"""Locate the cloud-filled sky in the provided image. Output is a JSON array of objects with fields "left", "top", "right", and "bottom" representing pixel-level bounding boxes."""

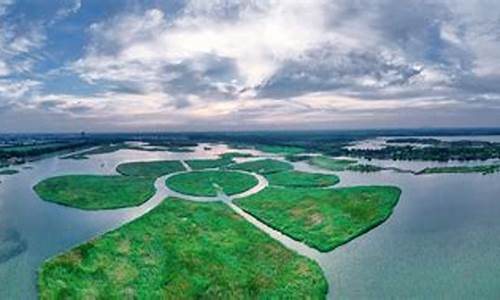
[{"left": 1, "top": 0, "right": 500, "bottom": 132}]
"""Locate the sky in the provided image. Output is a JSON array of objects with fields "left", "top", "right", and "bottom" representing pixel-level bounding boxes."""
[{"left": 0, "top": 0, "right": 500, "bottom": 132}]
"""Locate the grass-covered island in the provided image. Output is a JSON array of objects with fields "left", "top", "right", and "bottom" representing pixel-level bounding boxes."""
[
  {"left": 417, "top": 164, "right": 500, "bottom": 175},
  {"left": 38, "top": 198, "right": 327, "bottom": 299},
  {"left": 308, "top": 156, "right": 357, "bottom": 171},
  {"left": 34, "top": 175, "right": 155, "bottom": 210},
  {"left": 235, "top": 186, "right": 401, "bottom": 252},
  {"left": 185, "top": 157, "right": 234, "bottom": 170},
  {"left": 266, "top": 171, "right": 339, "bottom": 188},
  {"left": 228, "top": 159, "right": 293, "bottom": 174},
  {"left": 0, "top": 169, "right": 19, "bottom": 175},
  {"left": 255, "top": 145, "right": 305, "bottom": 155},
  {"left": 309, "top": 156, "right": 383, "bottom": 173},
  {"left": 116, "top": 160, "right": 185, "bottom": 178},
  {"left": 166, "top": 170, "right": 258, "bottom": 197}
]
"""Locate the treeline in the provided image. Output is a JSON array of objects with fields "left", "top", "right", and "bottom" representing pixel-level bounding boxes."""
[
  {"left": 347, "top": 141, "right": 500, "bottom": 161},
  {"left": 0, "top": 141, "right": 93, "bottom": 162}
]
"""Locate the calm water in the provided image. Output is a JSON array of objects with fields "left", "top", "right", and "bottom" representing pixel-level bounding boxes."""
[
  {"left": 295, "top": 159, "right": 500, "bottom": 299},
  {"left": 1, "top": 143, "right": 500, "bottom": 299},
  {"left": 0, "top": 144, "right": 258, "bottom": 299}
]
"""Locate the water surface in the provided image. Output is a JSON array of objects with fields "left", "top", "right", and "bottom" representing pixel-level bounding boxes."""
[{"left": 1, "top": 143, "right": 499, "bottom": 299}]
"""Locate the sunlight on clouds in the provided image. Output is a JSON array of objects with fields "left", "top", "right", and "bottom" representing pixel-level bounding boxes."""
[
  {"left": 1, "top": 0, "right": 500, "bottom": 131},
  {"left": 75, "top": 1, "right": 328, "bottom": 90}
]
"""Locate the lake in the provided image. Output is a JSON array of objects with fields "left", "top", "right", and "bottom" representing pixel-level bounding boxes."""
[{"left": 1, "top": 142, "right": 500, "bottom": 299}]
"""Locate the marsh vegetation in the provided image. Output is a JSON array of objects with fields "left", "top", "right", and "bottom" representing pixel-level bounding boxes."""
[
  {"left": 166, "top": 170, "right": 258, "bottom": 197},
  {"left": 38, "top": 198, "right": 327, "bottom": 299},
  {"left": 116, "top": 160, "right": 185, "bottom": 178},
  {"left": 235, "top": 186, "right": 401, "bottom": 252},
  {"left": 34, "top": 175, "right": 156, "bottom": 210}
]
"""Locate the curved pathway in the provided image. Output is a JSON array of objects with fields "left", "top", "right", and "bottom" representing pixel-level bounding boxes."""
[{"left": 155, "top": 166, "right": 322, "bottom": 264}]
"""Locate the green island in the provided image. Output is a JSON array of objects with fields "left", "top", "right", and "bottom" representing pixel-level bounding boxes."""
[
  {"left": 235, "top": 186, "right": 401, "bottom": 252},
  {"left": 34, "top": 175, "right": 155, "bottom": 210},
  {"left": 38, "top": 198, "right": 327, "bottom": 299},
  {"left": 309, "top": 156, "right": 383, "bottom": 173},
  {"left": 228, "top": 159, "right": 293, "bottom": 174},
  {"left": 35, "top": 149, "right": 403, "bottom": 298},
  {"left": 255, "top": 145, "right": 305, "bottom": 155},
  {"left": 166, "top": 170, "right": 258, "bottom": 197},
  {"left": 185, "top": 157, "right": 234, "bottom": 170},
  {"left": 0, "top": 169, "right": 19, "bottom": 175},
  {"left": 265, "top": 171, "right": 339, "bottom": 188},
  {"left": 417, "top": 164, "right": 500, "bottom": 175},
  {"left": 308, "top": 156, "right": 357, "bottom": 171},
  {"left": 116, "top": 160, "right": 185, "bottom": 178},
  {"left": 219, "top": 152, "right": 254, "bottom": 159}
]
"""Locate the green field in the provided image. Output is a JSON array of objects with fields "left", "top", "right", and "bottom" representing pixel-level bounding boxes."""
[
  {"left": 38, "top": 198, "right": 327, "bottom": 299},
  {"left": 417, "top": 164, "right": 500, "bottom": 175},
  {"left": 34, "top": 175, "right": 155, "bottom": 210},
  {"left": 228, "top": 159, "right": 293, "bottom": 174},
  {"left": 0, "top": 169, "right": 19, "bottom": 175},
  {"left": 185, "top": 157, "right": 234, "bottom": 170},
  {"left": 166, "top": 171, "right": 258, "bottom": 197},
  {"left": 235, "top": 186, "right": 401, "bottom": 252},
  {"left": 266, "top": 171, "right": 339, "bottom": 188},
  {"left": 308, "top": 156, "right": 358, "bottom": 171},
  {"left": 116, "top": 160, "right": 185, "bottom": 178},
  {"left": 219, "top": 152, "right": 254, "bottom": 160},
  {"left": 255, "top": 145, "right": 305, "bottom": 155}
]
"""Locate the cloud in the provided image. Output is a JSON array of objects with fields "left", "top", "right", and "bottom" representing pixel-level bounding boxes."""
[
  {"left": 72, "top": 2, "right": 329, "bottom": 97},
  {"left": 54, "top": 0, "right": 81, "bottom": 20},
  {"left": 2, "top": 0, "right": 500, "bottom": 131}
]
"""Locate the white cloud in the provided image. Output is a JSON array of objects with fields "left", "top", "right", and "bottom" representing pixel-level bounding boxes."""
[
  {"left": 3, "top": 0, "right": 500, "bottom": 131},
  {"left": 55, "top": 0, "right": 81, "bottom": 20},
  {"left": 73, "top": 1, "right": 334, "bottom": 92}
]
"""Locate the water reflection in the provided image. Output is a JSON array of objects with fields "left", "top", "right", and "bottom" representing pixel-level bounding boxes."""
[{"left": 0, "top": 226, "right": 27, "bottom": 264}]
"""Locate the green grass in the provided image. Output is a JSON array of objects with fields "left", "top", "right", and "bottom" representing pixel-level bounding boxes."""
[
  {"left": 219, "top": 152, "right": 254, "bottom": 160},
  {"left": 345, "top": 164, "right": 385, "bottom": 173},
  {"left": 38, "top": 198, "right": 327, "bottom": 299},
  {"left": 308, "top": 156, "right": 358, "bottom": 171},
  {"left": 227, "top": 159, "right": 293, "bottom": 174},
  {"left": 417, "top": 164, "right": 500, "bottom": 175},
  {"left": 116, "top": 160, "right": 185, "bottom": 178},
  {"left": 166, "top": 171, "right": 258, "bottom": 197},
  {"left": 34, "top": 175, "right": 156, "bottom": 210},
  {"left": 256, "top": 145, "right": 305, "bottom": 155},
  {"left": 266, "top": 171, "right": 339, "bottom": 188},
  {"left": 185, "top": 157, "right": 234, "bottom": 170},
  {"left": 0, "top": 169, "right": 19, "bottom": 175},
  {"left": 235, "top": 186, "right": 401, "bottom": 252}
]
